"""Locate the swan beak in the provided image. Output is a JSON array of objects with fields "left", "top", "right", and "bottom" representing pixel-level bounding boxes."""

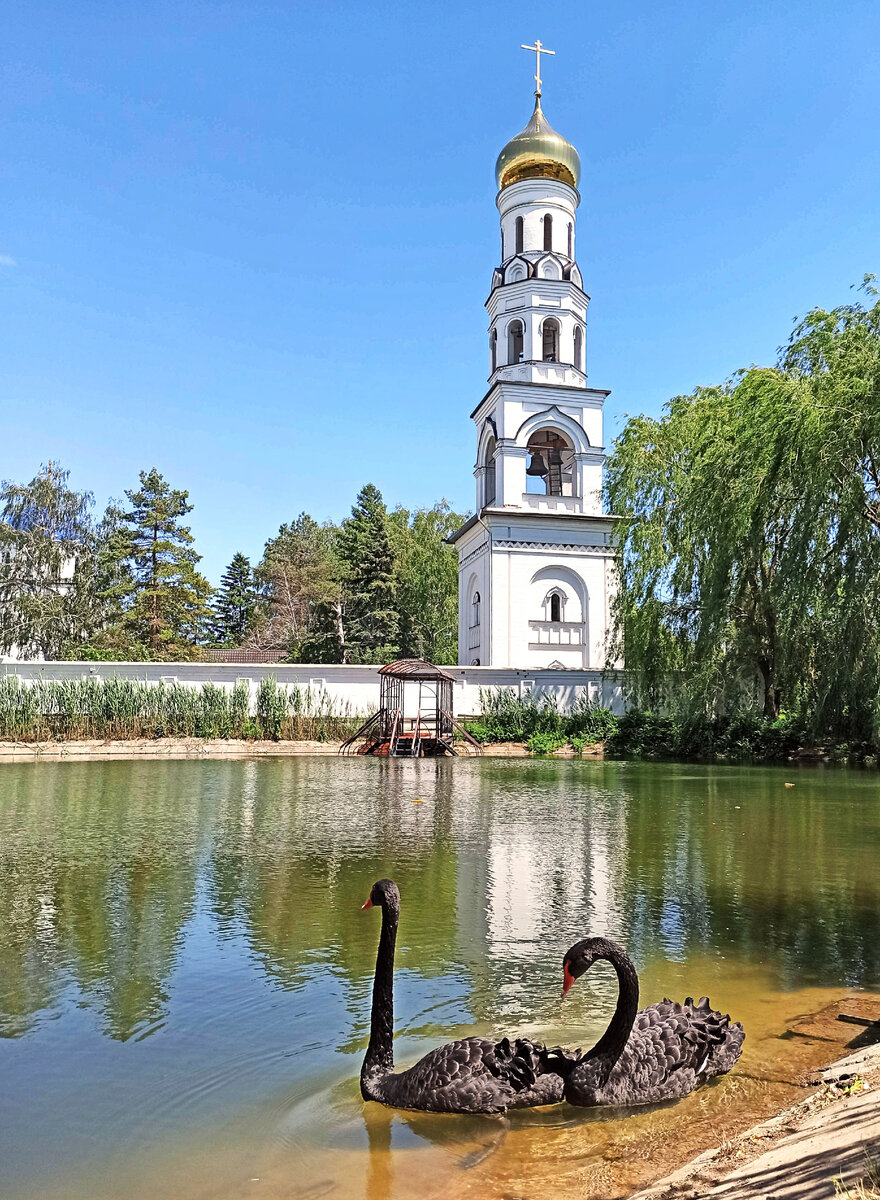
[
  {"left": 562, "top": 963, "right": 575, "bottom": 997},
  {"left": 361, "top": 897, "right": 374, "bottom": 909}
]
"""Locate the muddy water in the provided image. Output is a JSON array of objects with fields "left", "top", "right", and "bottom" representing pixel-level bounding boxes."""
[{"left": 0, "top": 757, "right": 878, "bottom": 1199}]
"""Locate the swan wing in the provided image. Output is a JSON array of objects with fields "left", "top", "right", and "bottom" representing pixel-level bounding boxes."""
[
  {"left": 382, "top": 1036, "right": 570, "bottom": 1113},
  {"left": 601, "top": 997, "right": 743, "bottom": 1105}
]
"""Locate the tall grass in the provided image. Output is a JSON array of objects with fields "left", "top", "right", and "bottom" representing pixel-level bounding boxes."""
[{"left": 0, "top": 677, "right": 362, "bottom": 742}]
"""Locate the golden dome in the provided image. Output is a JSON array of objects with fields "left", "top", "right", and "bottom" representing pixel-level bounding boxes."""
[{"left": 495, "top": 96, "right": 581, "bottom": 191}]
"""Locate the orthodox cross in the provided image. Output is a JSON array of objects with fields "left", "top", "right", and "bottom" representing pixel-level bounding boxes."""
[{"left": 521, "top": 39, "right": 555, "bottom": 97}]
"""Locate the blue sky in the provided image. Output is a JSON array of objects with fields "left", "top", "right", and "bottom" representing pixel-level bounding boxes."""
[{"left": 3, "top": 1, "right": 879, "bottom": 583}]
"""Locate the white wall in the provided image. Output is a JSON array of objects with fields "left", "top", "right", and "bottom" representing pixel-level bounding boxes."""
[{"left": 0, "top": 660, "right": 624, "bottom": 717}]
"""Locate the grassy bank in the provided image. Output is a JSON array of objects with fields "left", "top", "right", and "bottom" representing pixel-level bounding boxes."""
[
  {"left": 463, "top": 690, "right": 879, "bottom": 763},
  {"left": 0, "top": 677, "right": 362, "bottom": 742}
]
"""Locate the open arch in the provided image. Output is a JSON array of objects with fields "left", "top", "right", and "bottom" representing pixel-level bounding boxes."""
[
  {"left": 526, "top": 427, "right": 576, "bottom": 496},
  {"left": 541, "top": 317, "right": 560, "bottom": 362},
  {"left": 574, "top": 325, "right": 583, "bottom": 371},
  {"left": 490, "top": 328, "right": 497, "bottom": 372},
  {"left": 507, "top": 319, "right": 524, "bottom": 364},
  {"left": 514, "top": 406, "right": 591, "bottom": 456},
  {"left": 482, "top": 434, "right": 496, "bottom": 506}
]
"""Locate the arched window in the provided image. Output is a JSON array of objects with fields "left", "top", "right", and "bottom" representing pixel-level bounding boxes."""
[
  {"left": 483, "top": 435, "right": 496, "bottom": 506},
  {"left": 542, "top": 318, "right": 559, "bottom": 362},
  {"left": 515, "top": 216, "right": 524, "bottom": 254},
  {"left": 543, "top": 213, "right": 553, "bottom": 251},
  {"left": 550, "top": 593, "right": 562, "bottom": 623},
  {"left": 567, "top": 222, "right": 573, "bottom": 258},
  {"left": 574, "top": 325, "right": 583, "bottom": 371},
  {"left": 471, "top": 592, "right": 481, "bottom": 628},
  {"left": 490, "top": 328, "right": 497, "bottom": 372},
  {"left": 508, "top": 320, "right": 524, "bottom": 364}
]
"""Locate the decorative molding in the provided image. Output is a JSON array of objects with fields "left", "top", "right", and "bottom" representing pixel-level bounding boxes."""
[
  {"left": 494, "top": 538, "right": 614, "bottom": 555},
  {"left": 459, "top": 541, "right": 489, "bottom": 569}
]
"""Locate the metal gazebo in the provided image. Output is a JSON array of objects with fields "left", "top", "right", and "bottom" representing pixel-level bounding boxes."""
[{"left": 339, "top": 659, "right": 481, "bottom": 757}]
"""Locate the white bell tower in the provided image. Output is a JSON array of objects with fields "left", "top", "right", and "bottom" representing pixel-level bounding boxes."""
[{"left": 450, "top": 47, "right": 617, "bottom": 669}]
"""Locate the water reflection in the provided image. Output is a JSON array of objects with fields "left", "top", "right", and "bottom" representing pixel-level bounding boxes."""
[
  {"left": 0, "top": 758, "right": 879, "bottom": 1199},
  {"left": 1, "top": 759, "right": 879, "bottom": 1044}
]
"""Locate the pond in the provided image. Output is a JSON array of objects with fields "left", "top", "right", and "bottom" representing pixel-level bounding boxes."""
[{"left": 0, "top": 757, "right": 879, "bottom": 1199}]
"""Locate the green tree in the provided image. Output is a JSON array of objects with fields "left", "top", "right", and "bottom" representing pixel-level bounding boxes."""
[
  {"left": 337, "top": 484, "right": 399, "bottom": 663},
  {"left": 0, "top": 463, "right": 105, "bottom": 659},
  {"left": 254, "top": 514, "right": 344, "bottom": 660},
  {"left": 605, "top": 278, "right": 880, "bottom": 738},
  {"left": 105, "top": 469, "right": 212, "bottom": 654},
  {"left": 389, "top": 501, "right": 467, "bottom": 663},
  {"left": 212, "top": 553, "right": 258, "bottom": 645}
]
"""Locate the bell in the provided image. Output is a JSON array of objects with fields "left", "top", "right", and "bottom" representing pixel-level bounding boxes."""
[{"left": 526, "top": 452, "right": 547, "bottom": 477}]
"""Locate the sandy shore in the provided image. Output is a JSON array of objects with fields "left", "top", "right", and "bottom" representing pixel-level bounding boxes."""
[{"left": 632, "top": 1039, "right": 880, "bottom": 1199}]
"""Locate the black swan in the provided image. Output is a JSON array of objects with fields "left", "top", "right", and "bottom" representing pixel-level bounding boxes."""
[
  {"left": 560, "top": 937, "right": 745, "bottom": 1107},
  {"left": 360, "top": 879, "right": 575, "bottom": 1113}
]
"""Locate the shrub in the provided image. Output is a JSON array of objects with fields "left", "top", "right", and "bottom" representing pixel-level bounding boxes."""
[{"left": 527, "top": 731, "right": 565, "bottom": 755}]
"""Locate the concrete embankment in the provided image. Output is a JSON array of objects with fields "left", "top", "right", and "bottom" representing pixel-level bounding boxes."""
[
  {"left": 0, "top": 738, "right": 604, "bottom": 761},
  {"left": 0, "top": 738, "right": 343, "bottom": 761},
  {"left": 632, "top": 1041, "right": 880, "bottom": 1200}
]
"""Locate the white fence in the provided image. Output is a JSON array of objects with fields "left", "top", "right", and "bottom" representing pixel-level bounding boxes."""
[{"left": 0, "top": 661, "right": 624, "bottom": 718}]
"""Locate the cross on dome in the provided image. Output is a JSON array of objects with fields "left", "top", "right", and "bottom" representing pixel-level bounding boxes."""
[{"left": 520, "top": 39, "right": 555, "bottom": 97}]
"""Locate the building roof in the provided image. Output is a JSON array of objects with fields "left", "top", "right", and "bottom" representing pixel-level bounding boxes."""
[
  {"left": 378, "top": 658, "right": 456, "bottom": 682},
  {"left": 202, "top": 649, "right": 287, "bottom": 664}
]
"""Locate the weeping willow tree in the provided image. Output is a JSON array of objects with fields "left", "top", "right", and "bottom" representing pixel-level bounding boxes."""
[{"left": 606, "top": 278, "right": 880, "bottom": 741}]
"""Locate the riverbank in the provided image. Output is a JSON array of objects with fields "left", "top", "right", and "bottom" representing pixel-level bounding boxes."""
[
  {"left": 0, "top": 737, "right": 606, "bottom": 761},
  {"left": 631, "top": 1037, "right": 880, "bottom": 1199}
]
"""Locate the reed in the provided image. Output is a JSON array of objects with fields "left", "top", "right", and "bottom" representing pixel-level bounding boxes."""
[{"left": 0, "top": 677, "right": 362, "bottom": 743}]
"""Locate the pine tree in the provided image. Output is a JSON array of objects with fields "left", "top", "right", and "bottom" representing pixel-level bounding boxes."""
[
  {"left": 105, "top": 469, "right": 212, "bottom": 653},
  {"left": 337, "top": 484, "right": 399, "bottom": 663},
  {"left": 212, "top": 553, "right": 258, "bottom": 645}
]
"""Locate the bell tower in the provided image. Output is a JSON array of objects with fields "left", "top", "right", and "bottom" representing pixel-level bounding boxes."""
[{"left": 450, "top": 46, "right": 617, "bottom": 670}]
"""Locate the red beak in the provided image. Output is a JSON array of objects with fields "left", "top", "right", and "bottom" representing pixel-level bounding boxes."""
[
  {"left": 361, "top": 896, "right": 374, "bottom": 910},
  {"left": 562, "top": 962, "right": 575, "bottom": 997}
]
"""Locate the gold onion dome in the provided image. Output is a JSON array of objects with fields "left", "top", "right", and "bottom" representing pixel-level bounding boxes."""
[{"left": 495, "top": 96, "right": 581, "bottom": 191}]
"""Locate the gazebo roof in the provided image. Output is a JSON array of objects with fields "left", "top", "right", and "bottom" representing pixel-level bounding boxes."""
[{"left": 378, "top": 658, "right": 455, "bottom": 682}]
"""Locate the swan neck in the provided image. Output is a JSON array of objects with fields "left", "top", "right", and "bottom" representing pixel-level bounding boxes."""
[
  {"left": 585, "top": 945, "right": 639, "bottom": 1073},
  {"left": 363, "top": 897, "right": 398, "bottom": 1081}
]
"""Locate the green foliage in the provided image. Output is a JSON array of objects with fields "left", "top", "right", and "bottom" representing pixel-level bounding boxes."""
[
  {"left": 605, "top": 279, "right": 880, "bottom": 742},
  {"left": 526, "top": 731, "right": 565, "bottom": 755},
  {"left": 0, "top": 676, "right": 361, "bottom": 742},
  {"left": 337, "top": 484, "right": 399, "bottom": 663},
  {"left": 389, "top": 502, "right": 466, "bottom": 663},
  {"left": 606, "top": 709, "right": 810, "bottom": 761},
  {"left": 465, "top": 688, "right": 619, "bottom": 750},
  {"left": 212, "top": 553, "right": 258, "bottom": 645},
  {"left": 0, "top": 463, "right": 104, "bottom": 659},
  {"left": 255, "top": 514, "right": 344, "bottom": 661},
  {"left": 103, "top": 469, "right": 212, "bottom": 653}
]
